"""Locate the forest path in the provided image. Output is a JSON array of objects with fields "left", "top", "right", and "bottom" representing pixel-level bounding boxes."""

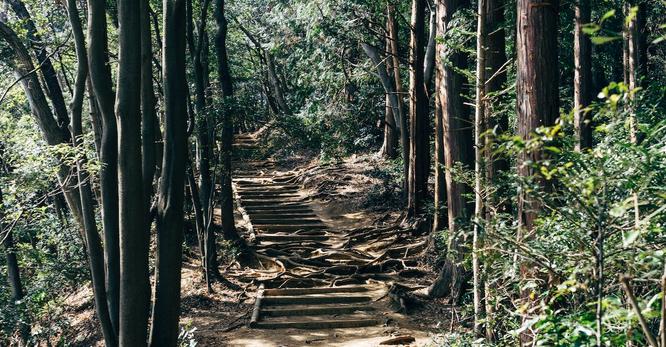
[{"left": 231, "top": 132, "right": 388, "bottom": 330}]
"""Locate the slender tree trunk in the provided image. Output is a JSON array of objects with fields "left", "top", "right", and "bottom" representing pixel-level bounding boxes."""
[
  {"left": 387, "top": 3, "right": 409, "bottom": 195},
  {"left": 407, "top": 0, "right": 428, "bottom": 218},
  {"left": 6, "top": 0, "right": 70, "bottom": 138},
  {"left": 149, "top": 0, "right": 188, "bottom": 344},
  {"left": 515, "top": 0, "right": 559, "bottom": 344},
  {"left": 66, "top": 1, "right": 117, "bottom": 344},
  {"left": 429, "top": 0, "right": 473, "bottom": 300},
  {"left": 116, "top": 0, "right": 150, "bottom": 344},
  {"left": 625, "top": 2, "right": 640, "bottom": 229},
  {"left": 141, "top": 0, "right": 158, "bottom": 211},
  {"left": 473, "top": 0, "right": 487, "bottom": 337},
  {"left": 424, "top": 8, "right": 437, "bottom": 89},
  {"left": 86, "top": 0, "right": 120, "bottom": 332},
  {"left": 574, "top": 0, "right": 593, "bottom": 151},
  {"left": 215, "top": 0, "right": 241, "bottom": 246},
  {"left": 380, "top": 17, "right": 397, "bottom": 158},
  {"left": 1, "top": 186, "right": 23, "bottom": 302}
]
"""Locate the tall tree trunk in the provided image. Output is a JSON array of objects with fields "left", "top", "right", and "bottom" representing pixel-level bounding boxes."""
[
  {"left": 66, "top": 1, "right": 117, "bottom": 344},
  {"left": 86, "top": 0, "right": 120, "bottom": 332},
  {"left": 472, "top": 0, "right": 487, "bottom": 338},
  {"left": 515, "top": 0, "right": 559, "bottom": 344},
  {"left": 116, "top": 0, "right": 150, "bottom": 344},
  {"left": 574, "top": 0, "right": 593, "bottom": 151},
  {"left": 5, "top": 0, "right": 70, "bottom": 138},
  {"left": 141, "top": 0, "right": 158, "bottom": 211},
  {"left": 380, "top": 17, "right": 397, "bottom": 158},
  {"left": 215, "top": 0, "right": 241, "bottom": 246},
  {"left": 149, "top": 0, "right": 188, "bottom": 344},
  {"left": 407, "top": 0, "right": 428, "bottom": 218},
  {"left": 429, "top": 0, "right": 473, "bottom": 300},
  {"left": 387, "top": 3, "right": 409, "bottom": 194},
  {"left": 424, "top": 8, "right": 437, "bottom": 89},
  {"left": 624, "top": 1, "right": 639, "bottom": 228}
]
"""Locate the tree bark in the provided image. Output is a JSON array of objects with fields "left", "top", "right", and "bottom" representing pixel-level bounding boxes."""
[
  {"left": 429, "top": 0, "right": 473, "bottom": 300},
  {"left": 141, "top": 0, "right": 158, "bottom": 211},
  {"left": 515, "top": 0, "right": 559, "bottom": 344},
  {"left": 149, "top": 0, "right": 188, "bottom": 344},
  {"left": 387, "top": 3, "right": 410, "bottom": 195},
  {"left": 624, "top": 2, "right": 639, "bottom": 228},
  {"left": 1, "top": 186, "right": 23, "bottom": 302},
  {"left": 380, "top": 17, "right": 397, "bottom": 158},
  {"left": 5, "top": 0, "right": 70, "bottom": 138},
  {"left": 86, "top": 0, "right": 120, "bottom": 332},
  {"left": 215, "top": 0, "right": 241, "bottom": 246},
  {"left": 574, "top": 0, "right": 593, "bottom": 151},
  {"left": 116, "top": 0, "right": 150, "bottom": 344},
  {"left": 407, "top": 0, "right": 429, "bottom": 218}
]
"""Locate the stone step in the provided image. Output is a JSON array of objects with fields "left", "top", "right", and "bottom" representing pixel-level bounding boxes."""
[
  {"left": 250, "top": 218, "right": 322, "bottom": 225},
  {"left": 244, "top": 205, "right": 313, "bottom": 211},
  {"left": 240, "top": 200, "right": 306, "bottom": 206},
  {"left": 248, "top": 213, "right": 318, "bottom": 219},
  {"left": 262, "top": 295, "right": 372, "bottom": 306}
]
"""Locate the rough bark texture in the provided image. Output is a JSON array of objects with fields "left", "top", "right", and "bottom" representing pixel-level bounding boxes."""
[
  {"left": 86, "top": 0, "right": 120, "bottom": 332},
  {"left": 574, "top": 0, "right": 593, "bottom": 150},
  {"left": 116, "top": 0, "right": 150, "bottom": 344},
  {"left": 149, "top": 0, "right": 188, "bottom": 344},
  {"left": 407, "top": 0, "right": 429, "bottom": 218},
  {"left": 1, "top": 186, "right": 23, "bottom": 302},
  {"left": 215, "top": 0, "right": 240, "bottom": 245},
  {"left": 515, "top": 0, "right": 559, "bottom": 343},
  {"left": 430, "top": 0, "right": 473, "bottom": 299},
  {"left": 381, "top": 17, "right": 398, "bottom": 158}
]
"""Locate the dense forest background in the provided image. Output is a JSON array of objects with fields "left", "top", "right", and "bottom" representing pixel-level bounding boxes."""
[{"left": 0, "top": 0, "right": 665, "bottom": 345}]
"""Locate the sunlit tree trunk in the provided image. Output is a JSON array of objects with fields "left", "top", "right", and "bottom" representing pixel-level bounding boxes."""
[
  {"left": 380, "top": 17, "right": 397, "bottom": 158},
  {"left": 5, "top": 0, "right": 70, "bottom": 138},
  {"left": 149, "top": 0, "right": 188, "bottom": 344},
  {"left": 625, "top": 1, "right": 640, "bottom": 229},
  {"left": 515, "top": 0, "right": 559, "bottom": 344},
  {"left": 116, "top": 0, "right": 150, "bottom": 344},
  {"left": 429, "top": 0, "right": 472, "bottom": 300},
  {"left": 86, "top": 0, "right": 120, "bottom": 332},
  {"left": 407, "top": 0, "right": 428, "bottom": 218},
  {"left": 574, "top": 0, "right": 593, "bottom": 150}
]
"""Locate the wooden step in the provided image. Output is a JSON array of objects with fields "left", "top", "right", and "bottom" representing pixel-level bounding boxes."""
[
  {"left": 241, "top": 200, "right": 305, "bottom": 206},
  {"left": 261, "top": 305, "right": 375, "bottom": 317},
  {"left": 256, "top": 234, "right": 330, "bottom": 242},
  {"left": 252, "top": 318, "right": 379, "bottom": 330},
  {"left": 263, "top": 286, "right": 369, "bottom": 296},
  {"left": 250, "top": 218, "right": 322, "bottom": 225},
  {"left": 262, "top": 295, "right": 372, "bottom": 306},
  {"left": 254, "top": 224, "right": 327, "bottom": 232},
  {"left": 248, "top": 213, "right": 318, "bottom": 219}
]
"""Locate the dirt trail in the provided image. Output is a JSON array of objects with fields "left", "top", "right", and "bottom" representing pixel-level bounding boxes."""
[{"left": 221, "top": 131, "right": 435, "bottom": 346}]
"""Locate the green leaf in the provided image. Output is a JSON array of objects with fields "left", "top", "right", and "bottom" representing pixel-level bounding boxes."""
[
  {"left": 600, "top": 9, "right": 616, "bottom": 23},
  {"left": 591, "top": 36, "right": 621, "bottom": 45}
]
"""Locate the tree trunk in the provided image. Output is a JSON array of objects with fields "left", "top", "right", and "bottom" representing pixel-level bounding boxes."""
[
  {"left": 215, "top": 0, "right": 241, "bottom": 246},
  {"left": 407, "top": 0, "right": 428, "bottom": 218},
  {"left": 472, "top": 0, "right": 487, "bottom": 337},
  {"left": 86, "top": 0, "right": 120, "bottom": 332},
  {"left": 380, "top": 17, "right": 397, "bottom": 158},
  {"left": 424, "top": 8, "right": 437, "bottom": 89},
  {"left": 116, "top": 0, "right": 150, "bottom": 344},
  {"left": 429, "top": 0, "right": 473, "bottom": 300},
  {"left": 149, "top": 0, "right": 188, "bottom": 344},
  {"left": 5, "top": 0, "right": 70, "bottom": 138},
  {"left": 625, "top": 2, "right": 639, "bottom": 228},
  {"left": 574, "top": 0, "right": 593, "bottom": 150},
  {"left": 1, "top": 186, "right": 23, "bottom": 302},
  {"left": 515, "top": 0, "right": 559, "bottom": 344},
  {"left": 387, "top": 3, "right": 409, "bottom": 195},
  {"left": 141, "top": 0, "right": 158, "bottom": 211},
  {"left": 66, "top": 1, "right": 117, "bottom": 344}
]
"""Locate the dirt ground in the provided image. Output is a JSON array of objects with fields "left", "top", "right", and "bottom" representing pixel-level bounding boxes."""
[{"left": 55, "top": 153, "right": 459, "bottom": 346}]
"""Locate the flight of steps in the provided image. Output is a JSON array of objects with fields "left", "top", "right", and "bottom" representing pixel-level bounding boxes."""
[{"left": 231, "top": 132, "right": 384, "bottom": 330}]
